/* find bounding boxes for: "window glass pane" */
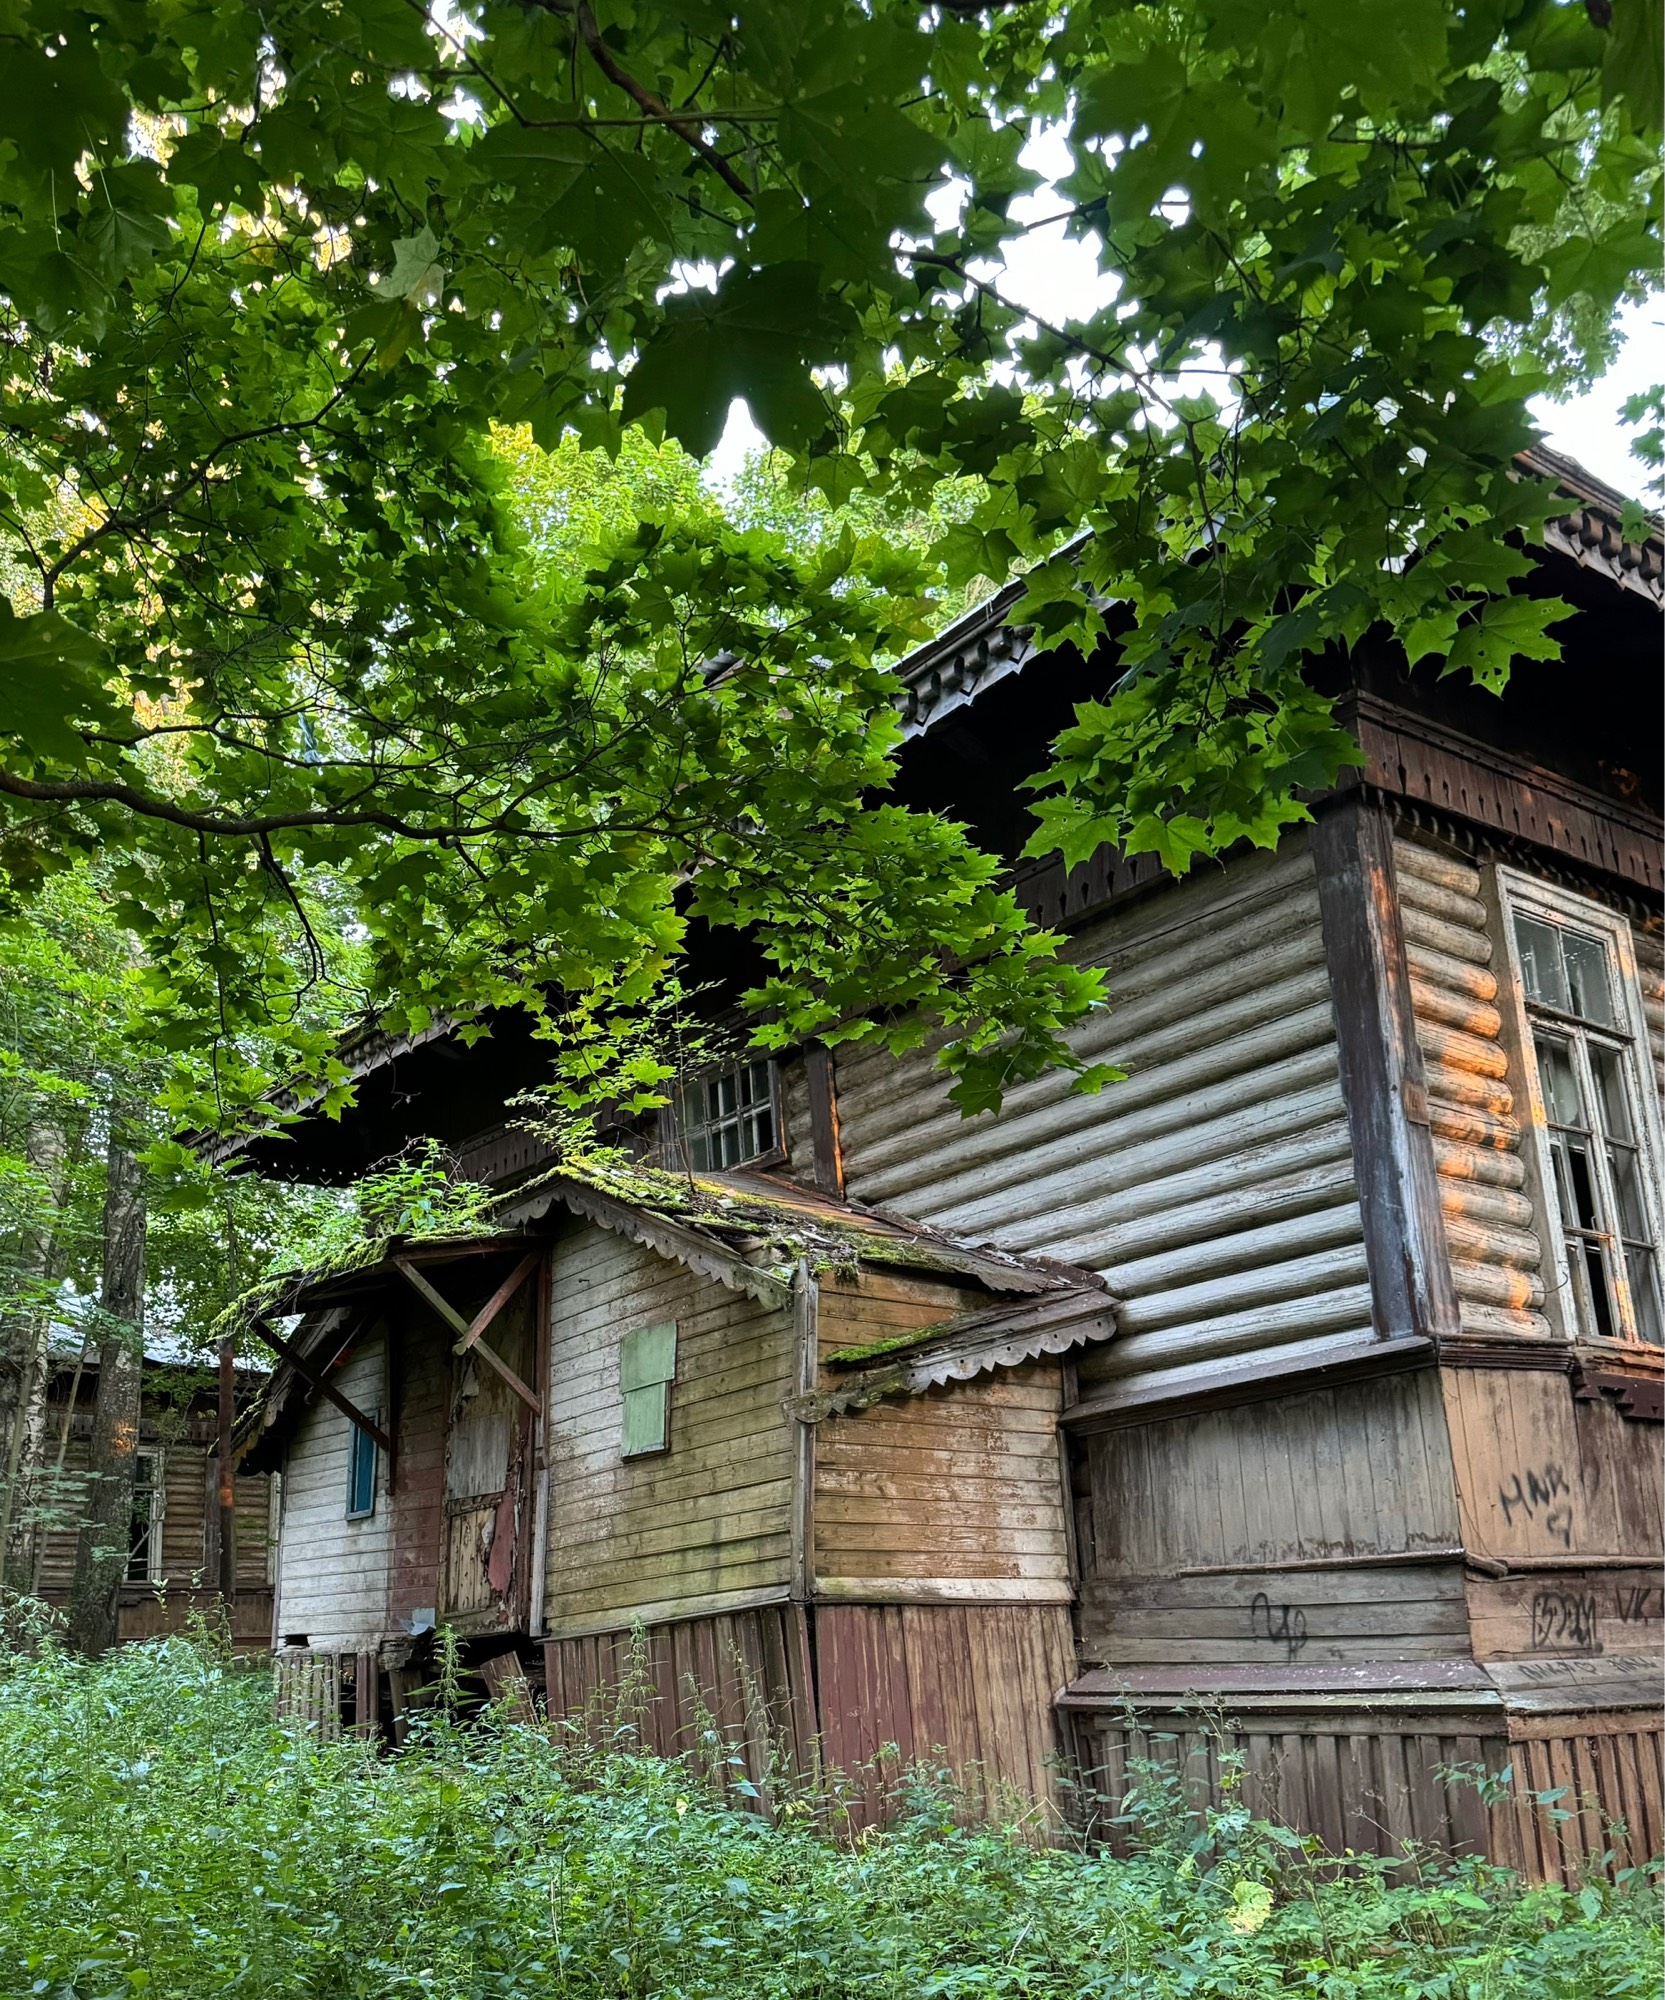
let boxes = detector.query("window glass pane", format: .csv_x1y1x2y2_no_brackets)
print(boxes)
1535,1038,1585,1129
1582,1243,1617,1339
1546,1136,1581,1230
1562,931,1615,1025
1515,915,1569,1012
1625,1248,1663,1346
1565,1142,1603,1234
1608,1143,1651,1243
346,1423,377,1518
1588,1046,1633,1141
677,1061,776,1170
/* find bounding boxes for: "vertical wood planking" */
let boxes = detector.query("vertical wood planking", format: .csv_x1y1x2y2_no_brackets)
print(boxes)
544,1602,817,1799
812,1602,1076,1829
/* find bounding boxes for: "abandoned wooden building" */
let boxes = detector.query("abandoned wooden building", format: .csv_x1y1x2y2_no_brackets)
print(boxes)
32,1347,274,1647
231,447,1663,1877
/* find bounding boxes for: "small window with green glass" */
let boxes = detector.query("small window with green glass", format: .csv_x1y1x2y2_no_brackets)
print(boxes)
346,1414,379,1520
620,1321,677,1458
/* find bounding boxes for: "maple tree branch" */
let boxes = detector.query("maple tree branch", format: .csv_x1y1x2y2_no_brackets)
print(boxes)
532,0,755,203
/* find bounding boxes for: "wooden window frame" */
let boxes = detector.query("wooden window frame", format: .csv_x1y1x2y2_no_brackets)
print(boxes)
127,1448,164,1584
345,1409,380,1521
620,1321,677,1460
1492,868,1665,1352
668,1059,785,1173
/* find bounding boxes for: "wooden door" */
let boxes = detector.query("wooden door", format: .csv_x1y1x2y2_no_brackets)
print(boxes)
439,1284,536,1632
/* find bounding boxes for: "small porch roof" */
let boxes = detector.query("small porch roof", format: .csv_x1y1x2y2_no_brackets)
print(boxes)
230,1157,1116,1468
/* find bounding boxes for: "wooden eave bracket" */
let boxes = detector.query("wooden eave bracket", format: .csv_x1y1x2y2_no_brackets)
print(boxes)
391,1253,542,1415
789,1290,1116,1423
250,1316,394,1461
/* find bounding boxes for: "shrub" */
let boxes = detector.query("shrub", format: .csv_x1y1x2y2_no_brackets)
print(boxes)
0,1632,1657,1999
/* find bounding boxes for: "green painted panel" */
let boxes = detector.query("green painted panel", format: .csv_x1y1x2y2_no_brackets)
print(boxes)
620,1319,677,1392
621,1380,670,1458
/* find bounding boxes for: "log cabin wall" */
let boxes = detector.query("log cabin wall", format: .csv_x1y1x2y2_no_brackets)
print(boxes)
832,838,1373,1409
1395,836,1551,1340
541,1220,798,1639
271,1335,393,1651
34,1382,273,1648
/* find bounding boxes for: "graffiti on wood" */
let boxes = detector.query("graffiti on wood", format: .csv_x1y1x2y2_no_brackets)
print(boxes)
1248,1593,1308,1661
1497,1463,1574,1546
1529,1589,1600,1654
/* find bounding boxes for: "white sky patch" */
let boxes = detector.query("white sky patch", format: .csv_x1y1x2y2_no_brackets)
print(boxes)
707,399,769,491
706,130,1656,501
1532,297,1659,496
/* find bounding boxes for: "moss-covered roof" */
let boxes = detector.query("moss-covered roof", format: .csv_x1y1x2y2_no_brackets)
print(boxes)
229,1155,1108,1466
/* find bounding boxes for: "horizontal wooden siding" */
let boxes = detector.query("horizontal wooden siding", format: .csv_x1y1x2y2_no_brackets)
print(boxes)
272,1338,393,1650
834,841,1369,1401
542,1223,796,1635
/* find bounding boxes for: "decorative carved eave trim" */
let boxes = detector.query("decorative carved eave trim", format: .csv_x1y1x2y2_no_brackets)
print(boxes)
1342,691,1662,899
1517,442,1663,604
890,529,1094,739
789,1289,1116,1422
504,1176,794,1311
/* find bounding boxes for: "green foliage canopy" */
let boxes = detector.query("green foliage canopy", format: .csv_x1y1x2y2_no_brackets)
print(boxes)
0,0,1657,1129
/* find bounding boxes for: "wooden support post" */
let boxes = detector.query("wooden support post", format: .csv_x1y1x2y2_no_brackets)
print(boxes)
353,1649,380,1737
216,1337,237,1607
389,1665,422,1747
250,1319,394,1459
450,1251,540,1357
805,1047,844,1196
789,1261,818,1602
1312,796,1460,1344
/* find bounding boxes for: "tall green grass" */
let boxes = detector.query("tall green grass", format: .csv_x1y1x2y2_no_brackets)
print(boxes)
0,1623,1657,1999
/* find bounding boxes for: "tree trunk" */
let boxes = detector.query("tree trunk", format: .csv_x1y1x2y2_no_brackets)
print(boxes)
66,1135,147,1656
0,1120,73,1585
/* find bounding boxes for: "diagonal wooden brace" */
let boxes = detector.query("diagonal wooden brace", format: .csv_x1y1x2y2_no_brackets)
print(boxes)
392,1253,541,1415
453,1251,540,1359
252,1318,394,1459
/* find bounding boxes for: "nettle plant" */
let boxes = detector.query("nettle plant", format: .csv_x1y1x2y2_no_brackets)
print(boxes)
0,0,1656,1134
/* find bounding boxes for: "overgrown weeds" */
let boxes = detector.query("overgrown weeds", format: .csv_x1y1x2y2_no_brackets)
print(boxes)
0,1629,1658,1998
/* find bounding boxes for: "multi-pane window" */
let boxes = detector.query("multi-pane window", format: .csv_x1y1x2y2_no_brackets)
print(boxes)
1507,892,1663,1347
127,1450,162,1582
676,1060,778,1171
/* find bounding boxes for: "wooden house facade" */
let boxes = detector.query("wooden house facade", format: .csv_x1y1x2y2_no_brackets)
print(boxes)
32,1351,275,1647
237,449,1662,1875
